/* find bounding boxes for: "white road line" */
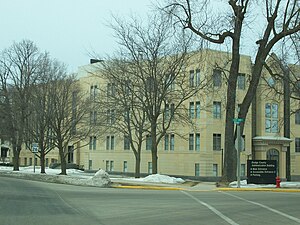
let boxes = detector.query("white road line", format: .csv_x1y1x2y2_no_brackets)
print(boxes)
222,192,300,224
181,191,240,225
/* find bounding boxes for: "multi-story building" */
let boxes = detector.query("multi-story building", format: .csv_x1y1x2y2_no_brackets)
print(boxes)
75,49,300,181
12,49,300,181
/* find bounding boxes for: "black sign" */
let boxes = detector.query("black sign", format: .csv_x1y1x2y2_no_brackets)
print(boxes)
247,160,277,184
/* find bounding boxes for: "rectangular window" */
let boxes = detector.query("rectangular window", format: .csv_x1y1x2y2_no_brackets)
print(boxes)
189,70,194,87
166,73,175,90
164,134,169,151
213,164,218,177
105,160,109,171
237,73,245,90
195,101,200,119
46,158,49,167
195,133,200,152
195,163,200,176
90,111,97,125
90,85,98,100
106,136,114,150
296,138,300,152
213,101,221,119
295,110,300,125
170,134,175,151
107,83,115,97
124,135,130,150
123,161,128,172
189,134,194,151
164,103,170,120
89,160,93,170
189,102,194,119
24,158,27,166
110,161,114,172
146,135,152,151
89,136,93,150
195,69,201,86
213,134,221,150
92,136,96,150
148,162,152,174
29,158,32,166
241,164,246,176
265,103,278,133
213,69,222,87
111,136,115,150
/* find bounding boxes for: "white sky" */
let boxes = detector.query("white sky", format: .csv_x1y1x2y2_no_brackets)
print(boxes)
0,0,154,73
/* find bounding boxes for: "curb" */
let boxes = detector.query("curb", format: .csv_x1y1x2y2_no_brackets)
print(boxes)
216,187,300,192
113,185,184,191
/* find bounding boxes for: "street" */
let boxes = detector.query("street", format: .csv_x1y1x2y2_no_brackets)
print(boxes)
0,176,300,225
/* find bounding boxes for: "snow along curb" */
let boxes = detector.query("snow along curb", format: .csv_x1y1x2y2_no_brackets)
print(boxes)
216,187,300,192
0,170,111,188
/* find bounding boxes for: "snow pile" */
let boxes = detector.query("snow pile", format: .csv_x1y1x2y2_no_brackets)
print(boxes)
281,182,300,188
138,174,185,184
86,169,111,187
229,180,276,188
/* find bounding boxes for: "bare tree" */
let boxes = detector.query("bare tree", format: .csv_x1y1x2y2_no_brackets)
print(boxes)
0,40,48,171
47,74,95,175
97,13,208,175
25,59,68,173
164,0,300,182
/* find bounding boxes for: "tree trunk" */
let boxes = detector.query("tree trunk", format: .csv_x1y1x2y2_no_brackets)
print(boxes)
151,123,158,174
13,145,21,171
135,154,141,178
59,149,67,175
40,149,46,174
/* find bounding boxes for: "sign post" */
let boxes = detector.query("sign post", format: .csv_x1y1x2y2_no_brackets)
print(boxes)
32,143,39,173
233,118,244,188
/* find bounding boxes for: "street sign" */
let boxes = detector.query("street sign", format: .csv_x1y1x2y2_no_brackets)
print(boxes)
235,137,245,151
32,143,39,153
233,118,244,124
247,160,277,184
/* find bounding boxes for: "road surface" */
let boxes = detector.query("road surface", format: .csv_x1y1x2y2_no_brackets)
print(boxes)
0,176,300,225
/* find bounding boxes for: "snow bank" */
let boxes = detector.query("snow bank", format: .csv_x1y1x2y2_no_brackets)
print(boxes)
138,174,185,184
86,169,111,187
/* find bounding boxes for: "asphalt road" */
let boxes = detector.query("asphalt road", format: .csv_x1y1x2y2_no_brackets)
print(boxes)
0,176,300,225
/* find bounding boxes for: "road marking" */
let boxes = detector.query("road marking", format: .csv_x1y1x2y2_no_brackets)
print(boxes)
222,192,300,223
181,191,239,225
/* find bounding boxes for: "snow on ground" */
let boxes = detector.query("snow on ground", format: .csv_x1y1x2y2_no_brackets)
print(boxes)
0,166,110,187
132,174,185,184
229,179,300,188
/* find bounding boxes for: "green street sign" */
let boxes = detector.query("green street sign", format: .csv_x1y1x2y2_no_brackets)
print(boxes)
233,118,244,124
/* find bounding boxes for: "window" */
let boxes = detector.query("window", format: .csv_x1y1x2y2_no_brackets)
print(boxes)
189,101,200,119
110,161,114,172
107,109,115,124
189,70,194,87
170,134,174,151
195,133,200,152
165,73,175,90
90,85,98,100
213,134,221,150
90,111,97,125
190,69,201,87
213,164,218,177
296,138,300,152
29,158,32,166
213,101,221,119
237,73,245,90
241,164,246,176
123,161,128,172
189,102,194,119
295,110,300,125
107,83,115,97
196,101,200,119
105,160,109,171
164,134,169,151
89,160,92,170
265,103,278,133
124,135,130,150
146,77,156,92
125,80,132,95
189,133,200,151
164,103,174,120
24,158,27,166
89,136,96,150
189,134,194,151
106,136,114,150
146,135,152,151
213,69,222,87
165,134,175,151
195,69,201,86
195,163,200,176
148,162,152,174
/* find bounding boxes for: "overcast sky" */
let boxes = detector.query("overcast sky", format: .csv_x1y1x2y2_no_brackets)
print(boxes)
0,0,154,72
